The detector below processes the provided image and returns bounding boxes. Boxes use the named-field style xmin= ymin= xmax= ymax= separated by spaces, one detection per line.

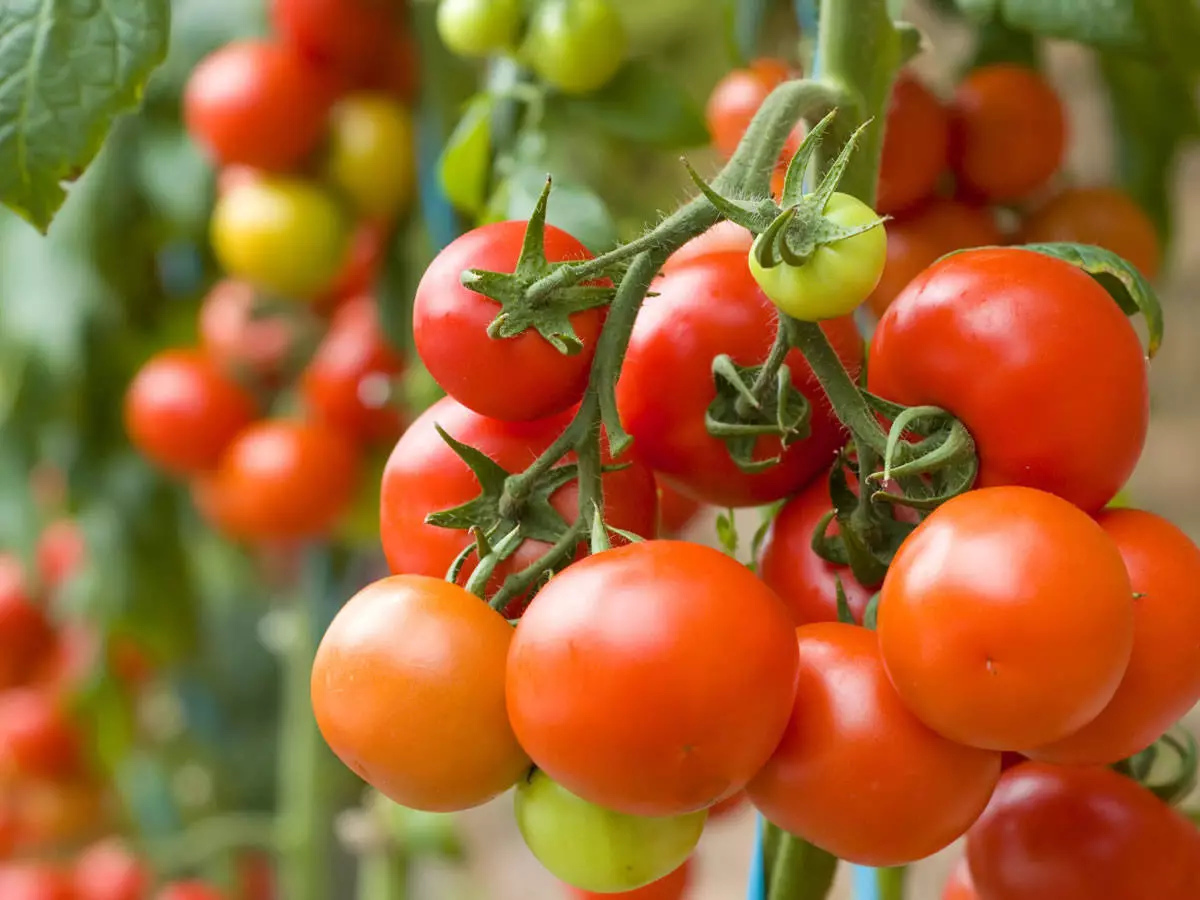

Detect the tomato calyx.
xmin=1113 ymin=727 xmax=1199 ymax=807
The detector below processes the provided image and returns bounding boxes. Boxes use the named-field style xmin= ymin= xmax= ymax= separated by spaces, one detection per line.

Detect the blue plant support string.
xmin=746 ymin=816 xmax=884 ymax=900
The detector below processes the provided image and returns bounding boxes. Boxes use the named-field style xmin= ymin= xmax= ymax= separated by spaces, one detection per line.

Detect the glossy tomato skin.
xmin=941 ymin=858 xmax=978 ymax=900
xmin=869 ymin=248 xmax=1148 ymax=512
xmin=324 ymin=94 xmax=415 ymax=221
xmin=1029 ymin=508 xmax=1200 ymax=764
xmin=0 ymin=689 xmax=82 ymax=780
xmin=655 ymin=478 xmax=703 ymax=537
xmin=270 ymin=0 xmax=396 ymax=76
xmin=0 ymin=863 xmax=75 ymax=900
xmin=124 ymin=349 xmax=257 ymax=476
xmin=617 ymin=254 xmax=863 ymax=508
xmin=966 ymin=762 xmax=1198 ymax=900
xmin=950 ymin=64 xmax=1066 ymax=202
xmin=311 ymin=575 xmax=530 ymax=811
xmin=198 ymin=281 xmax=295 ymax=383
xmin=301 ymin=296 xmax=405 ymax=446
xmin=706 ymin=59 xmax=803 ymax=164
xmin=437 ymin=0 xmax=522 ymax=57
xmin=413 ymin=222 xmax=604 ymax=422
xmin=879 ymin=486 xmax=1134 ymax=751
xmin=507 ymin=540 xmax=799 ymax=816
xmin=747 ymin=623 xmax=1000 ymax=867
xmin=563 ymin=857 xmax=692 ymax=900
xmin=877 ymin=73 xmax=950 ymax=215
xmin=1019 ymin=186 xmax=1161 ymax=278
xmin=183 ymin=41 xmax=337 ymax=171
xmin=661 ymin=221 xmax=753 ymax=275
xmin=73 ymin=839 xmax=149 ymax=900
xmin=0 ymin=556 xmax=55 ymax=690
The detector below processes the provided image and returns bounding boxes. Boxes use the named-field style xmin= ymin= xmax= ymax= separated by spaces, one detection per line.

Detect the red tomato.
xmin=708 ymin=790 xmax=746 ymax=820
xmin=35 ymin=520 xmax=85 ymax=595
xmin=183 ymin=41 xmax=339 ymax=171
xmin=1019 ymin=186 xmax=1161 ymax=279
xmin=206 ymin=420 xmax=360 ymax=542
xmin=318 ymin=221 xmax=390 ymax=311
xmin=942 ymin=858 xmax=978 ymax=900
xmin=660 ymin=221 xmax=753 ymax=276
xmin=758 ymin=473 xmax=877 ymax=626
xmin=747 ymin=623 xmax=1000 ymax=867
xmin=564 ymin=858 xmax=692 ymax=900
xmin=271 ymin=0 xmax=397 ymax=77
xmin=198 ymin=280 xmax=296 ymax=383
xmin=302 ymin=296 xmax=405 ymax=445
xmin=967 ymin=762 xmax=1198 ymax=900
xmin=413 ymin=221 xmax=604 ymax=422
xmin=157 ymin=883 xmax=226 ymax=900
xmin=379 ymin=397 xmax=658 ymax=607
xmin=0 ymin=863 xmax=74 ymax=900
xmin=950 ymin=64 xmax=1066 ymax=202
xmin=0 ymin=689 xmax=82 ymax=781
xmin=877 ymin=72 xmax=950 ymax=215
xmin=706 ymin=59 xmax=804 ymax=165
xmin=234 ymin=852 xmax=274 ymax=900
xmin=0 ymin=556 xmax=55 ymax=690
xmin=357 ymin=26 xmax=420 ymax=103
xmin=11 ymin=777 xmax=107 ymax=849
xmin=124 ymin=349 xmax=257 ymax=476
xmin=879 ymin=486 xmax=1134 ymax=751
xmin=73 ymin=839 xmax=149 ymax=900
xmin=868 ymin=248 xmax=1148 ymax=512
xmin=507 ymin=540 xmax=799 ymax=816
xmin=655 ymin=478 xmax=703 ymax=536
xmin=616 ymin=254 xmax=863 ymax=508
xmin=1030 ymin=508 xmax=1200 ymax=764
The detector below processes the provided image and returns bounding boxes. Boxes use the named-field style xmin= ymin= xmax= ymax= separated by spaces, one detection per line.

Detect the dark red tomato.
xmin=747 ymin=623 xmax=1000 ymax=867
xmin=877 ymin=72 xmax=950 ymax=215
xmin=206 ymin=420 xmax=360 ymax=542
xmin=413 ymin=221 xmax=604 ymax=422
xmin=36 ymin=520 xmax=85 ymax=594
xmin=967 ymin=762 xmax=1198 ymax=900
xmin=869 ymin=248 xmax=1148 ymax=512
xmin=157 ymin=883 xmax=226 ymax=900
xmin=271 ymin=0 xmax=396 ymax=77
xmin=302 ymin=296 xmax=405 ymax=445
xmin=950 ymin=64 xmax=1066 ymax=203
xmin=73 ymin=839 xmax=149 ymax=900
xmin=1019 ymin=186 xmax=1161 ymax=279
xmin=233 ymin=852 xmax=274 ymax=900
xmin=660 ymin=221 xmax=753 ymax=276
xmin=0 ymin=863 xmax=74 ymax=900
xmin=124 ymin=349 xmax=257 ymax=476
xmin=357 ymin=26 xmax=420 ymax=103
xmin=758 ymin=473 xmax=876 ymax=626
xmin=184 ymin=41 xmax=339 ymax=171
xmin=379 ymin=397 xmax=658 ymax=607
xmin=564 ymin=858 xmax=692 ymax=900
xmin=616 ymin=253 xmax=863 ymax=508
xmin=318 ymin=221 xmax=390 ymax=312
xmin=656 ymin=478 xmax=703 ymax=536
xmin=706 ymin=59 xmax=804 ymax=165
xmin=198 ymin=281 xmax=296 ymax=384
xmin=942 ymin=858 xmax=978 ymax=900
xmin=0 ymin=556 xmax=55 ymax=690
xmin=0 ymin=689 xmax=81 ymax=781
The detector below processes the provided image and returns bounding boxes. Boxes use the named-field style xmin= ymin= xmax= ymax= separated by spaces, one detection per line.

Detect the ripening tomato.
xmin=73 ymin=839 xmax=149 ymax=900
xmin=966 ymin=762 xmax=1198 ymax=900
xmin=879 ymin=486 xmax=1134 ymax=750
xmin=0 ymin=689 xmax=82 ymax=780
xmin=206 ymin=420 xmax=360 ymax=542
xmin=414 ymin=221 xmax=604 ymax=422
xmin=198 ymin=281 xmax=296 ymax=383
xmin=747 ymin=623 xmax=1000 ymax=867
xmin=661 ymin=221 xmax=753 ymax=275
xmin=942 ymin=859 xmax=978 ymax=900
xmin=705 ymin=59 xmax=804 ymax=166
xmin=301 ymin=296 xmax=405 ymax=445
xmin=270 ymin=0 xmax=396 ymax=76
xmin=379 ymin=397 xmax=658 ymax=607
xmin=508 ymin=541 xmax=798 ymax=816
xmin=157 ymin=883 xmax=226 ymax=900
xmin=0 ymin=556 xmax=55 ymax=690
xmin=1018 ymin=186 xmax=1161 ymax=279
xmin=522 ymin=0 xmax=627 ymax=95
xmin=183 ymin=41 xmax=338 ymax=171
xmin=0 ymin=863 xmax=74 ymax=900
xmin=1029 ymin=509 xmax=1200 ymax=764
xmin=950 ymin=64 xmax=1066 ymax=202
xmin=324 ymin=94 xmax=415 ymax=221
xmin=319 ymin=221 xmax=390 ymax=311
xmin=563 ymin=858 xmax=692 ymax=900
xmin=869 ymin=248 xmax=1148 ymax=512
xmin=517 ymin=771 xmax=704 ymax=893
xmin=655 ymin=478 xmax=703 ymax=536
xmin=36 ymin=520 xmax=85 ymax=594
xmin=437 ymin=0 xmax=522 ymax=58
xmin=124 ymin=349 xmax=257 ymax=476
xmin=877 ymin=72 xmax=950 ymax=215
xmin=617 ymin=253 xmax=863 ymax=508
xmin=312 ymin=575 xmax=531 ymax=811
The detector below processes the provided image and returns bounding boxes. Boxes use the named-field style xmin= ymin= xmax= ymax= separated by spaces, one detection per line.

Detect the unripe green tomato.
xmin=436 ymin=0 xmax=522 ymax=59
xmin=749 ymin=192 xmax=888 ymax=322
xmin=211 ymin=176 xmax=351 ymax=299
xmin=514 ymin=770 xmax=705 ymax=893
xmin=325 ymin=93 xmax=415 ymax=221
xmin=523 ymin=0 xmax=627 ymax=95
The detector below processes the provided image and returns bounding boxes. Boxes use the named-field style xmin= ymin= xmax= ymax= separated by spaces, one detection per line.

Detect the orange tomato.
xmin=1019 ymin=186 xmax=1161 ymax=279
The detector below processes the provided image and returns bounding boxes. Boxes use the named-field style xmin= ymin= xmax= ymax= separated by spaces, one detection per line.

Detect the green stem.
xmin=875 ymin=867 xmax=908 ymax=900
xmin=356 ymin=847 xmax=409 ymax=900
xmin=765 ymin=824 xmax=839 ymax=900
xmin=147 ymin=814 xmax=278 ymax=875
xmin=745 ymin=318 xmax=794 ymax=412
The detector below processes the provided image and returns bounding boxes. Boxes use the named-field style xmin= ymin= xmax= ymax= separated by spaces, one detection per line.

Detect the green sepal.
xmin=1119 ymin=728 xmax=1199 ymax=807
xmin=862 ymin=593 xmax=881 ymax=631
xmin=834 ymin=576 xmax=856 ymax=625
xmin=705 ymin=355 xmax=812 ymax=474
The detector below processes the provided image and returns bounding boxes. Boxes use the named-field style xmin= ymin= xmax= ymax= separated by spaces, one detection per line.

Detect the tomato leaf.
xmin=0 ymin=0 xmax=170 ymax=231
xmin=862 ymin=593 xmax=881 ymax=631
xmin=715 ymin=510 xmax=740 ymax=557
xmin=1019 ymin=242 xmax=1164 ymax=358
xmin=969 ymin=16 xmax=1039 ymax=69
xmin=960 ymin=0 xmax=1149 ymax=54
xmin=439 ymin=93 xmax=494 ymax=216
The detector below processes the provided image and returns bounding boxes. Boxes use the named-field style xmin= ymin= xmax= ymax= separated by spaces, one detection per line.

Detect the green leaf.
xmin=715 ymin=510 xmax=739 ymax=557
xmin=553 ymin=61 xmax=709 ymax=149
xmin=862 ymin=593 xmax=881 ymax=631
xmin=0 ymin=0 xmax=171 ymax=231
xmin=439 ymin=94 xmax=494 ymax=216
xmin=969 ymin=16 xmax=1039 ymax=69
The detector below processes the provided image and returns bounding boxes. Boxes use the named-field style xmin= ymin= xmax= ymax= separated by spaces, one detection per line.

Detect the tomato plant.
xmin=72 ymin=840 xmax=149 ymax=900
xmin=877 ymin=72 xmax=950 ymax=215
xmin=270 ymin=0 xmax=398 ymax=77
xmin=706 ymin=59 xmax=804 ymax=167
xmin=323 ymin=94 xmax=416 ymax=221
xmin=522 ymin=0 xmax=628 ymax=95
xmin=1019 ymin=186 xmax=1161 ymax=278
xmin=437 ymin=0 xmax=523 ymax=58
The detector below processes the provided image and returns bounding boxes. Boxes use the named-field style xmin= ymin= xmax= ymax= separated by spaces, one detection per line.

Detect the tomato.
xmin=1018 ymin=186 xmax=1161 ymax=279
xmin=73 ymin=839 xmax=149 ymax=900
xmin=949 ymin=64 xmax=1066 ymax=202
xmin=183 ymin=41 xmax=338 ymax=172
xmin=877 ymin=72 xmax=950 ymax=215
xmin=233 ymin=852 xmax=274 ymax=900
xmin=868 ymin=248 xmax=1148 ymax=512
xmin=0 ymin=556 xmax=55 ymax=690
xmin=35 ymin=520 xmax=85 ymax=594
xmin=758 ymin=473 xmax=876 ymax=626
xmin=312 ymin=575 xmax=530 ymax=811
xmin=1029 ymin=508 xmax=1200 ymax=764
xmin=705 ymin=60 xmax=804 ymax=165
xmin=357 ymin=26 xmax=420 ymax=103
xmin=324 ymin=94 xmax=415 ymax=221
xmin=124 ymin=349 xmax=256 ymax=476
xmin=0 ymin=689 xmax=82 ymax=780
xmin=749 ymin=193 xmax=886 ymax=321
xmin=747 ymin=623 xmax=1000 ymax=867
xmin=319 ymin=221 xmax=390 ymax=311
xmin=211 ymin=177 xmax=352 ymax=300
xmin=942 ymin=858 xmax=977 ymax=900
xmin=967 ymin=762 xmax=1198 ymax=900
xmin=0 ymin=864 xmax=74 ymax=900
xmin=507 ymin=540 xmax=798 ymax=816
xmin=270 ymin=0 xmax=396 ymax=77
xmin=522 ymin=0 xmax=627 ymax=95
xmin=707 ymin=791 xmax=746 ymax=820
xmin=11 ymin=777 xmax=107 ymax=849
xmin=661 ymin=221 xmax=753 ymax=275
xmin=157 ymin=883 xmax=226 ymax=900
xmin=655 ymin=478 xmax=703 ymax=536
xmin=437 ymin=0 xmax=522 ymax=58
xmin=879 ymin=486 xmax=1134 ymax=750
xmin=379 ymin=397 xmax=658 ymax=606
xmin=616 ymin=253 xmax=863 ymax=508
xmin=514 ymin=770 xmax=705 ymax=893
xmin=207 ymin=420 xmax=360 ymax=542
xmin=198 ymin=280 xmax=296 ymax=383
xmin=301 ymin=296 xmax=405 ymax=445
xmin=414 ymin=221 xmax=604 ymax=422
xmin=564 ymin=859 xmax=691 ymax=900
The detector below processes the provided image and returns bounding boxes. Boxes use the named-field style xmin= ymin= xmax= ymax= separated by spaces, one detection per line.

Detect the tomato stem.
xmin=875 ymin=866 xmax=908 ymax=900
xmin=356 ymin=844 xmax=409 ymax=900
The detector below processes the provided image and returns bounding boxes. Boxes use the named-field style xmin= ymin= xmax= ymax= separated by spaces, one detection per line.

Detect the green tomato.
xmin=514 ymin=770 xmax=705 ymax=892
xmin=523 ymin=0 xmax=627 ymax=95
xmin=749 ymin=192 xmax=887 ymax=322
xmin=325 ymin=93 xmax=415 ymax=221
xmin=436 ymin=0 xmax=522 ymax=58
xmin=211 ymin=176 xmax=350 ymax=299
